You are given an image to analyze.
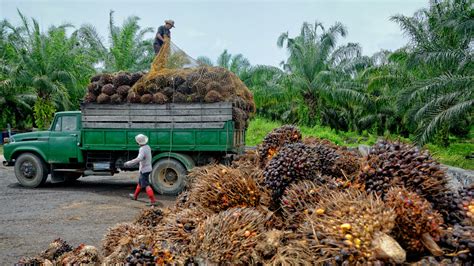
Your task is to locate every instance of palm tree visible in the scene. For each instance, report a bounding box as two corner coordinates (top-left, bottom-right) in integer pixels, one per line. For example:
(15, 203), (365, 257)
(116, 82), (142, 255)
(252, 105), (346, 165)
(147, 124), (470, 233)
(277, 21), (367, 126)
(391, 0), (473, 145)
(216, 49), (251, 77)
(4, 10), (96, 128)
(78, 10), (155, 72)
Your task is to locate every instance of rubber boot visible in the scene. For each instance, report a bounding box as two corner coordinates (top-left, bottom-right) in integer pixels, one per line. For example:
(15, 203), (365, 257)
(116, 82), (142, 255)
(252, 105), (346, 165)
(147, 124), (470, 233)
(145, 186), (156, 205)
(129, 184), (141, 200)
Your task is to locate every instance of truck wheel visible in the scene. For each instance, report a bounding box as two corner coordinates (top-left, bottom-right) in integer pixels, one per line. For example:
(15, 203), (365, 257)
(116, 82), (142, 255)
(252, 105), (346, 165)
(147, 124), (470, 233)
(14, 153), (48, 188)
(150, 158), (187, 195)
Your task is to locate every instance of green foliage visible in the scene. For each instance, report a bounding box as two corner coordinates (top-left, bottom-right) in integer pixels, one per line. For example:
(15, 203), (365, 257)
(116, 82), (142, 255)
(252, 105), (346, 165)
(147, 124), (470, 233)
(33, 98), (55, 129)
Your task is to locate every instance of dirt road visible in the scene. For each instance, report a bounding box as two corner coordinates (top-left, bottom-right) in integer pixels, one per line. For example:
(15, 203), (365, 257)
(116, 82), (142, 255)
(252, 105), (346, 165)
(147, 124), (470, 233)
(0, 156), (176, 264)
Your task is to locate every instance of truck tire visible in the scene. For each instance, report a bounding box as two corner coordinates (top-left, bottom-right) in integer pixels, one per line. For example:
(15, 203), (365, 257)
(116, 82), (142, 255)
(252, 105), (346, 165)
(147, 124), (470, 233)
(14, 153), (48, 188)
(150, 158), (187, 195)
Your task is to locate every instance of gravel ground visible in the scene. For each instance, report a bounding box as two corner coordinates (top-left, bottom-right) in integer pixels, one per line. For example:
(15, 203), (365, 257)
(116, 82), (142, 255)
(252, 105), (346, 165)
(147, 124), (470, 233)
(0, 155), (176, 264)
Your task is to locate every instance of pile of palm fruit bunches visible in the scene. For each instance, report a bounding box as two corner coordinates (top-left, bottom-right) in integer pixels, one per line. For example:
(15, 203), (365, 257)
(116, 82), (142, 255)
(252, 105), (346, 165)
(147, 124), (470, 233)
(82, 67), (255, 129)
(19, 125), (473, 265)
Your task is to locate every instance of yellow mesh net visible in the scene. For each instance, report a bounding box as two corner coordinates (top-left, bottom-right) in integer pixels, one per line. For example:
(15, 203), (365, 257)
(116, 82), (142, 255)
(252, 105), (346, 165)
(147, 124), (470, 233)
(130, 36), (255, 128)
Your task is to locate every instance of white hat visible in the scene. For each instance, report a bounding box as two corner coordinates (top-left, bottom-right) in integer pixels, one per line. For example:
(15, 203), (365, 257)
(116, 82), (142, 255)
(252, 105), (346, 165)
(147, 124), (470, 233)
(165, 19), (175, 28)
(135, 134), (149, 145)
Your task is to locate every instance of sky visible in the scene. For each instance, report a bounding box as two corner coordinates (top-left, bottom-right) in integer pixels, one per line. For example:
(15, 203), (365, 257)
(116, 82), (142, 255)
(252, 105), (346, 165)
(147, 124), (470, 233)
(1, 0), (428, 67)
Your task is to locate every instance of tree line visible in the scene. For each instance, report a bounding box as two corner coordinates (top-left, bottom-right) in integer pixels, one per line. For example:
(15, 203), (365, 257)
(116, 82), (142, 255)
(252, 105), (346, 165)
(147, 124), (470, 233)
(0, 0), (472, 146)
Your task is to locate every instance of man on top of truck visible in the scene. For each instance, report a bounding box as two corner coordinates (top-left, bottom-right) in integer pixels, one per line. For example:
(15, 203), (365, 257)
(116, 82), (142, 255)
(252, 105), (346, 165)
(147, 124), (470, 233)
(124, 134), (156, 206)
(154, 19), (174, 54)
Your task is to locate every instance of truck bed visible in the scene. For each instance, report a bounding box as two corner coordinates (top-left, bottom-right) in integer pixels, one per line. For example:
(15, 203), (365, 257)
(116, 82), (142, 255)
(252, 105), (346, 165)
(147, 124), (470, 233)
(80, 103), (245, 153)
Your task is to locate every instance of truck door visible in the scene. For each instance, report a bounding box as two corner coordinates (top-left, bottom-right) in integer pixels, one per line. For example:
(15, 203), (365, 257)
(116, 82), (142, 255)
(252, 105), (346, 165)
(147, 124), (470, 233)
(48, 115), (80, 164)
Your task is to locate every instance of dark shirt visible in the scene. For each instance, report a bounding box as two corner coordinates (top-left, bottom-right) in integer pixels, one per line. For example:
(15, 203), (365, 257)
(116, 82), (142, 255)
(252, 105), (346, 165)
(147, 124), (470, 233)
(154, 25), (170, 45)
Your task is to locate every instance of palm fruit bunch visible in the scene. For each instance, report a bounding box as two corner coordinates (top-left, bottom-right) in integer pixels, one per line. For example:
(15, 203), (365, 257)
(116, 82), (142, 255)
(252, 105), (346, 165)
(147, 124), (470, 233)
(185, 165), (262, 212)
(57, 244), (101, 265)
(280, 180), (339, 229)
(263, 142), (330, 206)
(231, 150), (258, 173)
(356, 140), (449, 215)
(445, 183), (474, 226)
(298, 187), (406, 264)
(125, 244), (155, 265)
(189, 208), (268, 264)
(128, 66), (255, 129)
(102, 222), (152, 262)
(255, 229), (313, 264)
(40, 238), (73, 261)
(257, 125), (302, 168)
(439, 224), (473, 263)
(385, 187), (444, 257)
(134, 208), (165, 228)
(152, 208), (211, 264)
(17, 238), (73, 264)
(84, 72), (138, 104)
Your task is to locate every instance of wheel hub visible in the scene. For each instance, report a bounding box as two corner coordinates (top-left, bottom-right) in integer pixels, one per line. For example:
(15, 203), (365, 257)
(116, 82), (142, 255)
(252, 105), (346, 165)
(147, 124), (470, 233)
(160, 168), (178, 186)
(20, 161), (36, 179)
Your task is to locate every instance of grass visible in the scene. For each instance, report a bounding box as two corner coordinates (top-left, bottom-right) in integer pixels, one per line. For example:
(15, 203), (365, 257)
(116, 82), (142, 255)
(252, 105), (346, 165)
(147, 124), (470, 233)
(246, 117), (474, 170)
(0, 145), (3, 155)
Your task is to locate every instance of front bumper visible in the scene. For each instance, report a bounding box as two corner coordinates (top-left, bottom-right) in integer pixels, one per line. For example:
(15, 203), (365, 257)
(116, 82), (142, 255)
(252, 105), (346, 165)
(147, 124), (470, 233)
(2, 160), (14, 167)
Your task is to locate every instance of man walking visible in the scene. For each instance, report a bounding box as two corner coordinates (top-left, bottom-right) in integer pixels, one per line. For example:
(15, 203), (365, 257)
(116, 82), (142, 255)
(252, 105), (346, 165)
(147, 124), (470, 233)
(124, 134), (156, 206)
(154, 19), (175, 54)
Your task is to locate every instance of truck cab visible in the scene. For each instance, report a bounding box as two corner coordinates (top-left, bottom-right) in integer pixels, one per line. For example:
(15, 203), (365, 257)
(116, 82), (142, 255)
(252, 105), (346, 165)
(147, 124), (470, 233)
(3, 111), (83, 187)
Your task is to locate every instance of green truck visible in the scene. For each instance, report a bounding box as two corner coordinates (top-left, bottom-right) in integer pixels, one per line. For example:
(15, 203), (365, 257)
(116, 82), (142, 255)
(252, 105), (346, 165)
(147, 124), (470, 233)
(2, 102), (245, 195)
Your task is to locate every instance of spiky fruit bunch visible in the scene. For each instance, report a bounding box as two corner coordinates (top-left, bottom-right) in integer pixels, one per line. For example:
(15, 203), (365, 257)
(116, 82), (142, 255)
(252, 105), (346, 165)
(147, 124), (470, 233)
(298, 187), (405, 264)
(40, 238), (73, 261)
(90, 74), (101, 83)
(255, 230), (313, 264)
(125, 244), (155, 265)
(204, 90), (224, 103)
(97, 93), (111, 104)
(134, 208), (165, 228)
(130, 72), (144, 85)
(153, 208), (210, 263)
(87, 81), (101, 95)
(101, 83), (115, 96)
(356, 140), (449, 213)
(189, 208), (267, 264)
(170, 75), (186, 87)
(113, 72), (131, 87)
(84, 92), (97, 103)
(386, 187), (444, 256)
(258, 125), (302, 168)
(281, 180), (338, 229)
(153, 92), (168, 104)
(99, 73), (114, 86)
(17, 256), (44, 265)
(185, 165), (262, 212)
(263, 143), (329, 206)
(231, 150), (258, 170)
(306, 142), (342, 177)
(102, 223), (150, 258)
(140, 94), (153, 104)
(117, 85), (130, 97)
(439, 225), (473, 263)
(446, 184), (474, 226)
(110, 94), (122, 104)
(172, 92), (186, 103)
(58, 244), (101, 265)
(127, 91), (141, 103)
